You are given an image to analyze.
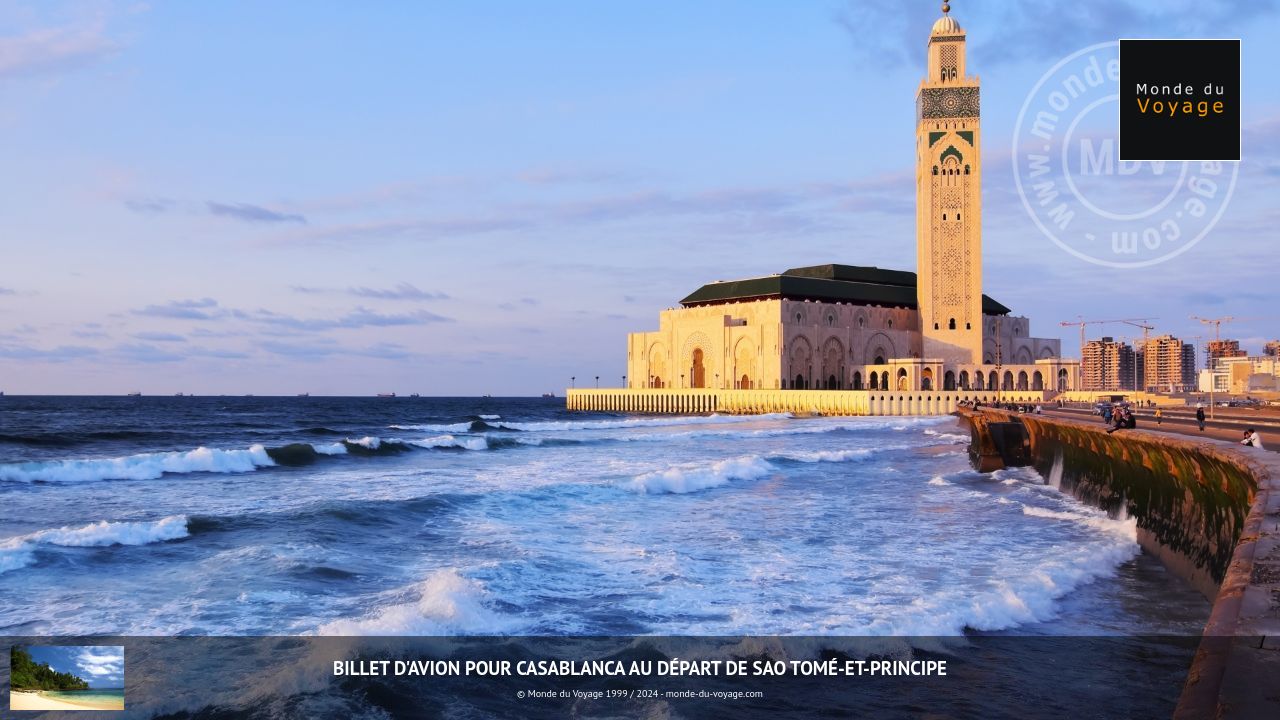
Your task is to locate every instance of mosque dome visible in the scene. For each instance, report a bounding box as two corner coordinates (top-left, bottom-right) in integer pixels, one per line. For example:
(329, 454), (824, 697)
(931, 2), (962, 35)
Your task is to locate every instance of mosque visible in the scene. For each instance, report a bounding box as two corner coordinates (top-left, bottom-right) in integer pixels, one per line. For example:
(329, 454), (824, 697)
(621, 3), (1079, 399)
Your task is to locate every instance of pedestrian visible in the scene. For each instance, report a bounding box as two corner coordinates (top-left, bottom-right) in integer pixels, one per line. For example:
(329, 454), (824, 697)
(1240, 428), (1265, 451)
(1103, 405), (1113, 425)
(1196, 404), (1206, 432)
(1155, 408), (1163, 426)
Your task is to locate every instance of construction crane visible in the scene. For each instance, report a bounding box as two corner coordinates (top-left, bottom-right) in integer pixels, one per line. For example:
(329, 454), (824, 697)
(1059, 317), (1160, 356)
(1190, 315), (1234, 343)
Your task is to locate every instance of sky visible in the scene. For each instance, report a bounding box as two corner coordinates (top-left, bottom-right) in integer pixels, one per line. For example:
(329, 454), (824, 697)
(0, 0), (1277, 396)
(25, 645), (124, 689)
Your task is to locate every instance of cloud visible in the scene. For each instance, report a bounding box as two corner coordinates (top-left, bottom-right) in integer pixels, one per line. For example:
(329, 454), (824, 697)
(208, 202), (307, 224)
(0, 20), (122, 79)
(246, 306), (452, 332)
(293, 283), (450, 301)
(497, 297), (540, 310)
(74, 647), (123, 682)
(132, 331), (186, 342)
(0, 344), (99, 362)
(0, 287), (14, 295)
(132, 298), (223, 320)
(124, 197), (177, 214)
(259, 339), (418, 361)
(113, 343), (185, 363)
(349, 283), (449, 301)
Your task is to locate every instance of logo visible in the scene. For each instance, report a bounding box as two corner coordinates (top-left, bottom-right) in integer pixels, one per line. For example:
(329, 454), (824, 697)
(1012, 42), (1237, 268)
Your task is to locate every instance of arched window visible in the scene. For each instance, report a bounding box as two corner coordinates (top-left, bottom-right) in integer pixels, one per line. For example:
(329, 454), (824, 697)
(934, 323), (939, 330)
(869, 371), (878, 390)
(932, 165), (939, 175)
(897, 368), (909, 391)
(874, 355), (885, 365)
(887, 319), (893, 330)
(795, 312), (802, 324)
(826, 314), (835, 327)
(959, 370), (969, 389)
(943, 370), (955, 391)
(964, 164), (970, 175)
(948, 318), (956, 330)
(795, 374), (806, 390)
(853, 371), (863, 390)
(858, 316), (866, 328)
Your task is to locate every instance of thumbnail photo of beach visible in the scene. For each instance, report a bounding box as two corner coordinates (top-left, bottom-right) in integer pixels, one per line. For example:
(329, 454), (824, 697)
(8, 645), (125, 711)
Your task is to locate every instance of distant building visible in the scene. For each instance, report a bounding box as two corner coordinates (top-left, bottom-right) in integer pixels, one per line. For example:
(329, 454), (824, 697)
(1205, 339), (1247, 368)
(1264, 340), (1280, 358)
(1081, 336), (1136, 391)
(1143, 335), (1196, 392)
(1199, 355), (1280, 394)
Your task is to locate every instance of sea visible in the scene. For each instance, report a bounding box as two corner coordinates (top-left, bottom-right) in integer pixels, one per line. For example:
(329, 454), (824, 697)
(39, 688), (126, 710)
(0, 396), (1212, 717)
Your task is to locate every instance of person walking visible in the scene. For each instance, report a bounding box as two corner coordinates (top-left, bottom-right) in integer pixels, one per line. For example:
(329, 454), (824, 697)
(1155, 408), (1163, 426)
(1196, 404), (1206, 432)
(1102, 405), (1113, 425)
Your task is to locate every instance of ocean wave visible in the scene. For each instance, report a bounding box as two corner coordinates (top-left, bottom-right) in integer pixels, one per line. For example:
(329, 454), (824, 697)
(408, 435), (488, 451)
(626, 456), (775, 494)
(767, 448), (883, 464)
(0, 446), (275, 483)
(1020, 504), (1137, 537)
(316, 568), (516, 635)
(0, 515), (190, 575)
(478, 413), (795, 433)
(388, 422), (473, 433)
(626, 447), (895, 495)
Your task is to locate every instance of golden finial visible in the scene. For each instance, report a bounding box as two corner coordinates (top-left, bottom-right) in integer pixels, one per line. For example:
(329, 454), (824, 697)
(942, 2), (950, 13)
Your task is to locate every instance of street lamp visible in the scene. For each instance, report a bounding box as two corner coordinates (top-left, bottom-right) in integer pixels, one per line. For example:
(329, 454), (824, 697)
(622, 375), (627, 388)
(595, 376), (599, 388)
(680, 373), (685, 388)
(571, 376), (575, 389)
(715, 373), (719, 389)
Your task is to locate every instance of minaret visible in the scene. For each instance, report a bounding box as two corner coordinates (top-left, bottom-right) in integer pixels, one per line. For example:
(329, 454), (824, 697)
(916, 1), (982, 365)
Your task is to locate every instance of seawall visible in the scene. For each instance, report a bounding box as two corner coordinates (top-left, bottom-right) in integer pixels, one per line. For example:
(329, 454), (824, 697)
(961, 408), (1280, 719)
(566, 388), (1050, 416)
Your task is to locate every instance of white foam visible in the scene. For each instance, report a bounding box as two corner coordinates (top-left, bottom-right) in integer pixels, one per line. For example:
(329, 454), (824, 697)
(409, 435), (488, 451)
(927, 475), (951, 486)
(0, 516), (190, 575)
(311, 443), (348, 455)
(316, 568), (514, 635)
(479, 414), (501, 420)
(346, 436), (383, 449)
(389, 422), (472, 433)
(626, 456), (774, 495)
(768, 448), (880, 463)
(0, 446), (274, 483)
(1021, 504), (1138, 538)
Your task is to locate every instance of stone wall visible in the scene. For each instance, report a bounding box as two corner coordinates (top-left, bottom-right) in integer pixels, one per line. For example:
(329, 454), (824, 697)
(961, 409), (1280, 719)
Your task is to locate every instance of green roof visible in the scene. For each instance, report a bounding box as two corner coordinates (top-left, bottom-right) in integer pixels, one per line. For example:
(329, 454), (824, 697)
(679, 263), (1012, 315)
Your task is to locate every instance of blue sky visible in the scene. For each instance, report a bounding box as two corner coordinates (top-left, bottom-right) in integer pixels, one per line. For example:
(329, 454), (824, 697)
(0, 0), (1277, 395)
(25, 645), (124, 688)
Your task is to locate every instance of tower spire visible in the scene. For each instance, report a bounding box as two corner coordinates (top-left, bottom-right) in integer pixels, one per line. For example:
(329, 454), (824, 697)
(942, 1), (950, 13)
